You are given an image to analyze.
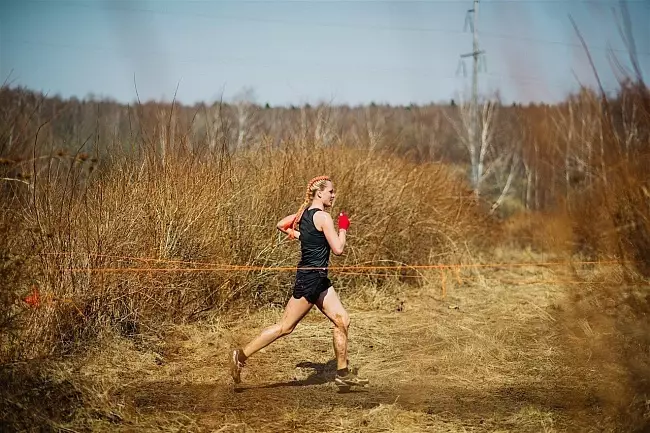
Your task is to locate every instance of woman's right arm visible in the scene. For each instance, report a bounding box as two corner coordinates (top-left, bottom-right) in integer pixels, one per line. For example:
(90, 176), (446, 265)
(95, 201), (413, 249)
(318, 212), (347, 255)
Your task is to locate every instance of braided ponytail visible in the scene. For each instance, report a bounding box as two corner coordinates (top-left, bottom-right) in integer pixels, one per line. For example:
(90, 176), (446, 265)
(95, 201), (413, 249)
(290, 175), (330, 238)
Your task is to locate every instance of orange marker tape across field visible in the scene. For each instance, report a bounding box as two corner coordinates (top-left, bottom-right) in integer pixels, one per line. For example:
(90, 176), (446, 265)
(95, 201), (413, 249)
(41, 252), (623, 273)
(28, 253), (636, 304)
(61, 260), (620, 273)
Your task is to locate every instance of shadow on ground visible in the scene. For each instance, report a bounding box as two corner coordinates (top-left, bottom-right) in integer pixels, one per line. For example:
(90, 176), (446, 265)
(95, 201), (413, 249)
(118, 358), (604, 432)
(235, 359), (338, 391)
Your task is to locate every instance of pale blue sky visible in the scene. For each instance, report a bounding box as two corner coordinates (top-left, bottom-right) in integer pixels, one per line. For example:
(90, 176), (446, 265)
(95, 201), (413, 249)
(1, 0), (648, 106)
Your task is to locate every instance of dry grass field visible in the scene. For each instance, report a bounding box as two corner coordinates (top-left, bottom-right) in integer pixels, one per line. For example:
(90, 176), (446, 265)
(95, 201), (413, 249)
(4, 253), (644, 432)
(1, 82), (648, 432)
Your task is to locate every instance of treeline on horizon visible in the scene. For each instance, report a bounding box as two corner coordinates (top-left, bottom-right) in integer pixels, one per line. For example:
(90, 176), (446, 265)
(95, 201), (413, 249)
(2, 81), (648, 216)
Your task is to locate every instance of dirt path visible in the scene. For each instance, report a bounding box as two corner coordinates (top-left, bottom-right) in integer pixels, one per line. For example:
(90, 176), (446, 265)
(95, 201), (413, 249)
(70, 265), (612, 432)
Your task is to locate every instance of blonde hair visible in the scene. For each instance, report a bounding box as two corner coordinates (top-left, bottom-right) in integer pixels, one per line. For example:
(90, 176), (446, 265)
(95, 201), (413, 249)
(291, 175), (331, 236)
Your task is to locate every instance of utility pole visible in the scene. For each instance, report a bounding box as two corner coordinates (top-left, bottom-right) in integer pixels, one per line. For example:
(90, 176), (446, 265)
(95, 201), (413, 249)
(459, 0), (486, 195)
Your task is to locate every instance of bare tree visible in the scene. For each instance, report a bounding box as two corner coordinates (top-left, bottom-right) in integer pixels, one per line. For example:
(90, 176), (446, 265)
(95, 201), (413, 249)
(232, 87), (259, 150)
(449, 94), (520, 213)
(314, 104), (338, 146)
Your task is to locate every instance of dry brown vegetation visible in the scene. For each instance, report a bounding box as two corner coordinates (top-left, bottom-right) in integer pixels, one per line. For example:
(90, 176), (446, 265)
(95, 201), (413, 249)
(0, 138), (479, 363)
(1, 78), (649, 431)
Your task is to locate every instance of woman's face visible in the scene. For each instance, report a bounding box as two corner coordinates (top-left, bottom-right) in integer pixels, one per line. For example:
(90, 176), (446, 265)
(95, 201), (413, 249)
(318, 181), (336, 208)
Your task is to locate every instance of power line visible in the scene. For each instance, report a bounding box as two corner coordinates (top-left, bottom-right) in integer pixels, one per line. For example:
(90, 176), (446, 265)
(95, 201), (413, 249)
(7, 37), (597, 88)
(22, 0), (650, 3)
(459, 0), (484, 194)
(38, 1), (650, 57)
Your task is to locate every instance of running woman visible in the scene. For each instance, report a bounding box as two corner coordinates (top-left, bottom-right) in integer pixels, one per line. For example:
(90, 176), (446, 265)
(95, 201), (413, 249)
(230, 175), (368, 390)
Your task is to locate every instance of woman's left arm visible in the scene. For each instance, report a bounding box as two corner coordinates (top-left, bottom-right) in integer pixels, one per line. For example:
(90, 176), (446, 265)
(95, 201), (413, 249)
(277, 214), (300, 239)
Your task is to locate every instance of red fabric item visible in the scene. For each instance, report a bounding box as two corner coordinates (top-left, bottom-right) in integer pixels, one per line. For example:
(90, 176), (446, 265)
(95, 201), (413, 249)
(24, 288), (41, 307)
(338, 212), (350, 231)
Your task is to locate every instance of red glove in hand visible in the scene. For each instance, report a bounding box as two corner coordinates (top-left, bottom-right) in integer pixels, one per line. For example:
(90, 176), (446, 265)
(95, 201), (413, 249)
(337, 211), (350, 231)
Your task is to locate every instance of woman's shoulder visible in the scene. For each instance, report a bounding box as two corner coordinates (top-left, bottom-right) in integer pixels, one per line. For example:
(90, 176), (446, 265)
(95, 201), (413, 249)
(307, 207), (328, 216)
(312, 209), (333, 225)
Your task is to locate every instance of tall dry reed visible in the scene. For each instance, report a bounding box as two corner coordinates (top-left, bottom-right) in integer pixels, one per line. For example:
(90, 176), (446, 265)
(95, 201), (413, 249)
(1, 129), (480, 362)
(552, 81), (650, 431)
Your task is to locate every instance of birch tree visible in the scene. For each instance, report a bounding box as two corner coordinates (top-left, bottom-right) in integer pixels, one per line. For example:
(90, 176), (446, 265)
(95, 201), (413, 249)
(232, 87), (259, 150)
(449, 95), (520, 213)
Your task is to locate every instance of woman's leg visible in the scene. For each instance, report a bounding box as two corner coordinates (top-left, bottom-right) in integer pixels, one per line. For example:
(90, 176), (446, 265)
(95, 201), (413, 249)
(315, 287), (350, 370)
(242, 295), (313, 358)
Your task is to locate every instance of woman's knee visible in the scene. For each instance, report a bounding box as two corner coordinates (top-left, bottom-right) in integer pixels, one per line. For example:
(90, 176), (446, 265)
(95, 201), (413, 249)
(279, 322), (296, 337)
(334, 311), (350, 331)
(264, 322), (292, 339)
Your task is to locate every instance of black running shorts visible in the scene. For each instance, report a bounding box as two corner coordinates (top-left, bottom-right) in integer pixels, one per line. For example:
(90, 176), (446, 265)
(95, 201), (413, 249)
(293, 270), (331, 304)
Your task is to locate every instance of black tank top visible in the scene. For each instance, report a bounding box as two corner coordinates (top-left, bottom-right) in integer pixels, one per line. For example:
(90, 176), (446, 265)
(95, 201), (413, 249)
(297, 208), (330, 271)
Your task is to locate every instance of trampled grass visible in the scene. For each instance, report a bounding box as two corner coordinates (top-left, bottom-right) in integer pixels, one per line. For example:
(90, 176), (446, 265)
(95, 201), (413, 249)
(2, 260), (639, 432)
